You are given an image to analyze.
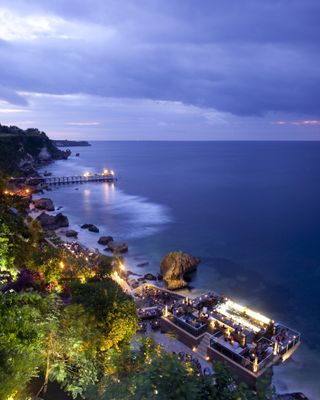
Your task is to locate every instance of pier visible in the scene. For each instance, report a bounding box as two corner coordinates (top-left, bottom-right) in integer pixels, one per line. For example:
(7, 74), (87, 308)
(42, 174), (116, 186)
(35, 170), (117, 186)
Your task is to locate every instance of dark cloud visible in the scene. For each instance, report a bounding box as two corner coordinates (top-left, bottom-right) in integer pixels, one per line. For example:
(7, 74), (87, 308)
(0, 0), (319, 135)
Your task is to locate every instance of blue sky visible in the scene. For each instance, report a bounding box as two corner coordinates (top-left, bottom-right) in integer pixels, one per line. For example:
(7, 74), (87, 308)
(0, 0), (319, 140)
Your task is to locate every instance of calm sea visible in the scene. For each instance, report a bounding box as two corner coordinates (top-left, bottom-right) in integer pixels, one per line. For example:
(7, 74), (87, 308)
(39, 141), (320, 399)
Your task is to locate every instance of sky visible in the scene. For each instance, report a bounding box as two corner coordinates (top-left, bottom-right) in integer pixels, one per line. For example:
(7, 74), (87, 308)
(0, 0), (319, 140)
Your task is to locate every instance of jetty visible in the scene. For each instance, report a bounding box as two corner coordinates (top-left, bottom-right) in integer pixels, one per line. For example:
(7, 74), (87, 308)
(27, 170), (117, 186)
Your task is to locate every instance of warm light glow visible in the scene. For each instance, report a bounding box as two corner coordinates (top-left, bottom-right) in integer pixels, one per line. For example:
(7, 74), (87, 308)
(253, 356), (258, 373)
(164, 304), (168, 317)
(83, 171), (92, 177)
(119, 263), (125, 271)
(216, 299), (271, 333)
(59, 261), (64, 269)
(103, 169), (109, 175)
(25, 188), (30, 194)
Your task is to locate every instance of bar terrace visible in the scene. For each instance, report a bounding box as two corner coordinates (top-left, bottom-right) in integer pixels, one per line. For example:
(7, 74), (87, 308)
(134, 284), (301, 389)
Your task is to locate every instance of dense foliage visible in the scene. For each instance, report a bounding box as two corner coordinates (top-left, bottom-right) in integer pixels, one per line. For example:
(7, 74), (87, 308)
(0, 124), (66, 174)
(87, 338), (273, 400)
(0, 186), (138, 399)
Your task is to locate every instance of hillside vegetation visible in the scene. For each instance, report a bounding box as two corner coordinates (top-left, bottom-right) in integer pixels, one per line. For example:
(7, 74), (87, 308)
(0, 124), (69, 175)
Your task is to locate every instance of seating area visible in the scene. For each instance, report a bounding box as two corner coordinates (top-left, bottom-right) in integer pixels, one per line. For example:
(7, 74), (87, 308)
(134, 284), (183, 308)
(164, 291), (301, 375)
(133, 283), (300, 379)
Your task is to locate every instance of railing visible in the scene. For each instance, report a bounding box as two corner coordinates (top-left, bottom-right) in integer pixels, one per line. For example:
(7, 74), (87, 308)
(209, 335), (273, 374)
(41, 174), (117, 185)
(169, 315), (207, 337)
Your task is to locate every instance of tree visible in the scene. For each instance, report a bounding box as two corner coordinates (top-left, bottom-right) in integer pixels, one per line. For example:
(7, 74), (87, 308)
(38, 303), (102, 399)
(0, 221), (15, 275)
(88, 341), (203, 400)
(71, 280), (138, 352)
(0, 292), (51, 400)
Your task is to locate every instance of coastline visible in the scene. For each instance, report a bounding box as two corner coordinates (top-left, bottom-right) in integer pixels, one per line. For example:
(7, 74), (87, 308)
(28, 154), (310, 400)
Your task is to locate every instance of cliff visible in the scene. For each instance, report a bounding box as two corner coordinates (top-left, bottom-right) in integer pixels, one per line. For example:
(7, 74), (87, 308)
(0, 124), (70, 175)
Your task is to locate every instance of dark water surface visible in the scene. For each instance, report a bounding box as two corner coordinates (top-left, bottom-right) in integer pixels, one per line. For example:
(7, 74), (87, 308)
(40, 141), (320, 398)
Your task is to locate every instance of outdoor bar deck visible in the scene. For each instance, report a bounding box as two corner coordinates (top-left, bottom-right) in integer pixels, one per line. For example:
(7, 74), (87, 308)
(136, 284), (301, 389)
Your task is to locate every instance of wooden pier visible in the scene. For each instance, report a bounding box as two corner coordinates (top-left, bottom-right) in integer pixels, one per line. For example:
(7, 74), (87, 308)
(41, 174), (117, 186)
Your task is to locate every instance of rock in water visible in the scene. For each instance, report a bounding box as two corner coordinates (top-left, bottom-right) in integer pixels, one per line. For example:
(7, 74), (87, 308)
(81, 223), (99, 232)
(143, 273), (157, 281)
(88, 225), (99, 233)
(98, 236), (114, 245)
(36, 212), (69, 230)
(65, 230), (78, 238)
(33, 198), (55, 211)
(160, 251), (201, 290)
(276, 394), (309, 400)
(106, 241), (128, 253)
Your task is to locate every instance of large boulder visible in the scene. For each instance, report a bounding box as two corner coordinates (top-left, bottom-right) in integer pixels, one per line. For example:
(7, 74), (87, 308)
(88, 225), (99, 233)
(81, 223), (99, 232)
(105, 241), (128, 254)
(36, 212), (69, 230)
(98, 236), (113, 245)
(33, 198), (55, 211)
(143, 273), (157, 281)
(276, 394), (309, 400)
(65, 229), (78, 238)
(160, 251), (201, 290)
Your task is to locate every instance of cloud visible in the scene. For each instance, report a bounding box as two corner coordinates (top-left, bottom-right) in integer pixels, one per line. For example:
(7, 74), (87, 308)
(275, 120), (320, 126)
(0, 1), (319, 139)
(66, 121), (100, 126)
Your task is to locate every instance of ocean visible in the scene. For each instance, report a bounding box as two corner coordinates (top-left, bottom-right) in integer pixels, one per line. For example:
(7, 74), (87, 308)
(38, 141), (320, 399)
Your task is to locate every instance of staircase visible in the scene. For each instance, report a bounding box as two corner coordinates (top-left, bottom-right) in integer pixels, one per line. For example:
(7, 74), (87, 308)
(196, 333), (211, 359)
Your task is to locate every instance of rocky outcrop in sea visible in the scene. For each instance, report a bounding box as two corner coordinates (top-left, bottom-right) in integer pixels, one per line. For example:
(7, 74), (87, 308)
(160, 251), (201, 290)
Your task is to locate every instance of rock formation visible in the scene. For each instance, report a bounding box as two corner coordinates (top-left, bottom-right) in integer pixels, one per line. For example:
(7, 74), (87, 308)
(98, 236), (114, 245)
(160, 251), (201, 290)
(81, 223), (99, 233)
(33, 198), (55, 211)
(36, 212), (69, 230)
(65, 230), (78, 238)
(105, 241), (128, 253)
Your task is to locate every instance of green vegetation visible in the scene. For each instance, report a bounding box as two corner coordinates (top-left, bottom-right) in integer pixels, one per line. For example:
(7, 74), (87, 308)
(0, 124), (68, 174)
(87, 338), (272, 400)
(0, 183), (138, 399)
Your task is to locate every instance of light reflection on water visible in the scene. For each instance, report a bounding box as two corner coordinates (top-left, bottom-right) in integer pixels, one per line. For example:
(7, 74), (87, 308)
(44, 182), (172, 241)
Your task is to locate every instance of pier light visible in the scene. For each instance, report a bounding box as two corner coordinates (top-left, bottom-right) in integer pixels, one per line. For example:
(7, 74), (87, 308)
(110, 170), (115, 175)
(103, 169), (109, 175)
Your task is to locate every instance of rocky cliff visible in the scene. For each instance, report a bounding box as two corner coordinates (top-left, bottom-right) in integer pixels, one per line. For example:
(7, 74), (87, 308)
(0, 124), (70, 175)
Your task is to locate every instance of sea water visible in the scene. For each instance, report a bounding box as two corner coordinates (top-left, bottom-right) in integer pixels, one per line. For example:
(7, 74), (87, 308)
(38, 141), (320, 399)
